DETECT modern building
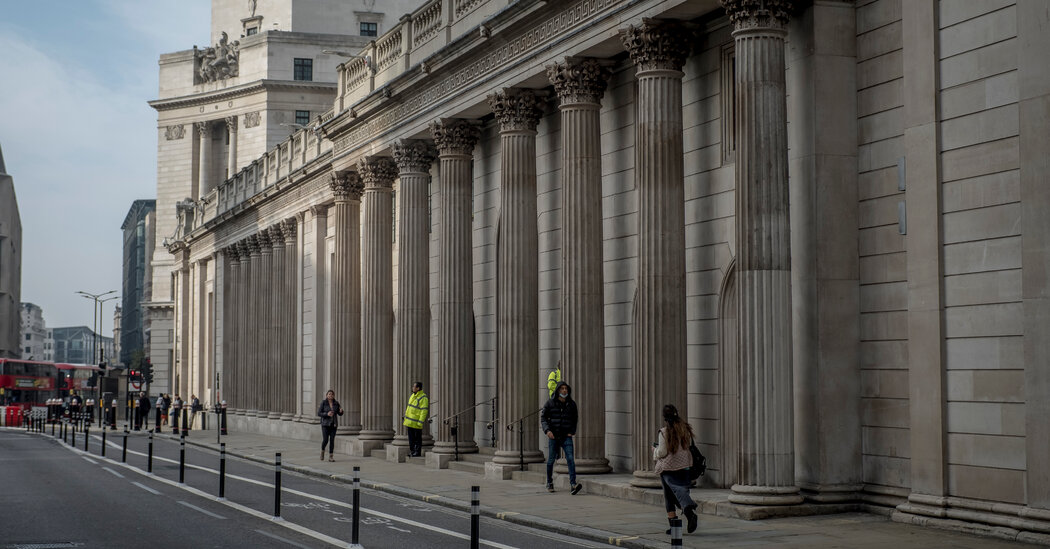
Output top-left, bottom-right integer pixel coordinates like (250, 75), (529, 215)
(0, 144), (22, 360)
(160, 0), (1050, 542)
(47, 326), (115, 366)
(120, 200), (155, 375)
(112, 305), (122, 365)
(146, 0), (423, 399)
(19, 302), (46, 360)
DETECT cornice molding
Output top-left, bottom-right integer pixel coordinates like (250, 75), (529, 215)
(149, 80), (337, 112)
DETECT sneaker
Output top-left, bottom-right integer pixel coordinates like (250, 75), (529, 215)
(685, 505), (698, 533)
(329, 454), (335, 462)
(546, 483), (555, 493)
(571, 483), (582, 495)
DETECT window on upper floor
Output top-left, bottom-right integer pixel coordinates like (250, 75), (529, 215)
(294, 58), (313, 81)
(295, 110), (310, 126)
(360, 22), (378, 37)
(25, 333), (31, 340)
(246, 27), (258, 36)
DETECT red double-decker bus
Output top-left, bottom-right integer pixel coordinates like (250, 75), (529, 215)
(0, 359), (102, 408)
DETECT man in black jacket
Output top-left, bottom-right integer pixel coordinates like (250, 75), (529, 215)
(541, 381), (581, 495)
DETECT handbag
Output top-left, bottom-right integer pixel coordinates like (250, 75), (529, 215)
(687, 439), (706, 480)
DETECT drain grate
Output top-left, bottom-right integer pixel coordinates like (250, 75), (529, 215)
(5, 543), (83, 549)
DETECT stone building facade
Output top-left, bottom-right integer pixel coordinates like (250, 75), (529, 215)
(0, 145), (21, 360)
(19, 302), (46, 360)
(162, 0), (1050, 541)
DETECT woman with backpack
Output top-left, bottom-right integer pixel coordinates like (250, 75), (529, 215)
(652, 404), (698, 534)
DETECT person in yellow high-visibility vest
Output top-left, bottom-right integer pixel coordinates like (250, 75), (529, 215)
(547, 361), (562, 397)
(402, 381), (430, 457)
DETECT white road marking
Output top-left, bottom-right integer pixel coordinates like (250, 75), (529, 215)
(177, 500), (227, 519)
(102, 467), (124, 478)
(132, 481), (161, 495)
(253, 529), (316, 549)
(387, 526), (411, 533)
(82, 456), (98, 465)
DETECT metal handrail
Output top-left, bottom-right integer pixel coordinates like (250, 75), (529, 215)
(505, 406), (543, 432)
(442, 397), (496, 425)
(505, 406), (544, 471)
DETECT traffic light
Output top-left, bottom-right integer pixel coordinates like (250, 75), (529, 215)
(142, 360), (153, 385)
(98, 362), (107, 376)
(129, 370), (141, 383)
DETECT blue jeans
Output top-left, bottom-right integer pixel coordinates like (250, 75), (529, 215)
(660, 469), (696, 513)
(546, 436), (576, 485)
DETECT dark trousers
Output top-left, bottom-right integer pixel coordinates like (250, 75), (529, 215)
(546, 436), (576, 485)
(321, 425), (337, 454)
(660, 469), (697, 513)
(407, 427), (422, 456)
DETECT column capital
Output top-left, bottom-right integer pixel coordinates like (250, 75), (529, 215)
(245, 234), (262, 256)
(721, 0), (793, 31)
(195, 121), (211, 138)
(392, 139), (437, 174)
(257, 228), (274, 251)
(225, 115), (239, 132)
(330, 172), (365, 201)
(546, 58), (612, 106)
(620, 19), (691, 72)
(358, 156), (398, 189)
(488, 88), (545, 132)
(281, 218), (297, 243)
(429, 119), (481, 156)
(225, 244), (241, 263)
(267, 224), (286, 248)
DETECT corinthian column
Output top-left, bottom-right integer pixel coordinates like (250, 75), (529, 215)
(358, 156), (398, 444)
(547, 58), (612, 474)
(196, 121), (212, 199)
(281, 218), (298, 420)
(258, 229), (276, 418)
(489, 89), (545, 466)
(226, 116), (239, 178)
(722, 0), (802, 505)
(621, 20), (690, 488)
(233, 239), (251, 415)
(245, 235), (262, 416)
(330, 173), (365, 434)
(268, 224), (285, 420)
(392, 140), (436, 448)
(224, 247), (240, 411)
(430, 119), (481, 456)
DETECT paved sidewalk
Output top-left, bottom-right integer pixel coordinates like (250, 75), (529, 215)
(159, 429), (1038, 549)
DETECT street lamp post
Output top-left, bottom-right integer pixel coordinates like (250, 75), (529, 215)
(77, 290), (117, 425)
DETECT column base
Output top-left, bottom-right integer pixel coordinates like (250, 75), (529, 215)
(799, 482), (863, 503)
(350, 438), (387, 457)
(426, 452), (455, 469)
(337, 425), (361, 436)
(279, 413), (295, 421)
(555, 457), (611, 474)
(266, 411), (281, 420)
(630, 470), (662, 488)
(391, 434), (409, 447)
(484, 462), (517, 480)
(729, 484), (804, 505)
(357, 429), (394, 441)
(431, 440), (479, 455)
(491, 449), (544, 465)
(386, 444), (410, 463)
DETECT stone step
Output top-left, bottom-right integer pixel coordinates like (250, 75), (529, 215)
(370, 449), (386, 459)
(448, 460), (486, 475)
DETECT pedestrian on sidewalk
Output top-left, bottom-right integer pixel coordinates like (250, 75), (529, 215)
(190, 394), (202, 427)
(541, 381), (581, 495)
(402, 381), (429, 457)
(317, 390), (344, 462)
(136, 392), (152, 431)
(653, 404), (698, 535)
(157, 394), (169, 428)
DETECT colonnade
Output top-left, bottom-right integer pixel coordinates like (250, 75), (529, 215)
(214, 6), (800, 504)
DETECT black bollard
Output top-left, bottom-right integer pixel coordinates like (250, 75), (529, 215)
(172, 403), (180, 435)
(122, 428), (128, 463)
(218, 443), (226, 500)
(101, 428), (107, 457)
(155, 407), (162, 433)
(273, 452), (282, 519)
(70, 423), (76, 447)
(84, 425), (89, 452)
(670, 517), (683, 546)
(470, 486), (480, 549)
(181, 407), (189, 437)
(220, 402), (228, 436)
(51, 418), (55, 437)
(179, 435), (186, 484)
(147, 431), (154, 474)
(352, 466), (361, 546)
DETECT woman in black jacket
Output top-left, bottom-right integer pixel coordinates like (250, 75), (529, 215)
(317, 390), (344, 462)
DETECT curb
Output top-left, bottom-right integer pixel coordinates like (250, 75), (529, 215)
(159, 432), (667, 549)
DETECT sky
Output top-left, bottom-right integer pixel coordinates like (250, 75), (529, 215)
(0, 0), (211, 337)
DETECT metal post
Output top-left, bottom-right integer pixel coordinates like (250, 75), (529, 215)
(351, 466), (361, 546)
(148, 431), (154, 474)
(491, 398), (498, 448)
(518, 419), (525, 472)
(155, 407), (162, 433)
(470, 486), (480, 549)
(220, 401), (228, 436)
(101, 428), (106, 457)
(670, 517), (683, 546)
(273, 452), (282, 519)
(122, 428), (128, 463)
(179, 435), (186, 483)
(218, 443), (226, 500)
(84, 425), (89, 452)
(182, 406), (189, 437)
(452, 417), (460, 463)
(51, 417), (55, 437)
(172, 402), (180, 434)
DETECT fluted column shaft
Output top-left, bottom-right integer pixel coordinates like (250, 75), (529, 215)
(196, 122), (212, 198)
(225, 251), (240, 409)
(226, 116), (238, 178)
(548, 59), (613, 474)
(621, 21), (690, 487)
(359, 157), (398, 441)
(330, 174), (364, 434)
(430, 119), (481, 454)
(234, 240), (250, 414)
(259, 232), (275, 417)
(723, 0), (801, 505)
(268, 227), (284, 419)
(489, 89), (545, 464)
(246, 236), (262, 415)
(281, 220), (298, 419)
(392, 141), (436, 446)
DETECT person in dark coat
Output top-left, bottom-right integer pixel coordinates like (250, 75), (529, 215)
(540, 381), (581, 495)
(317, 390), (344, 462)
(136, 392), (151, 431)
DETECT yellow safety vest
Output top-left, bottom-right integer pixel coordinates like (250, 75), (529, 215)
(547, 369), (561, 397)
(403, 391), (429, 429)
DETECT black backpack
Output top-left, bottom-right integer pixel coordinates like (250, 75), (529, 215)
(687, 439), (706, 480)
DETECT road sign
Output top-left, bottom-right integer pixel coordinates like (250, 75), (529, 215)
(131, 381), (142, 391)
